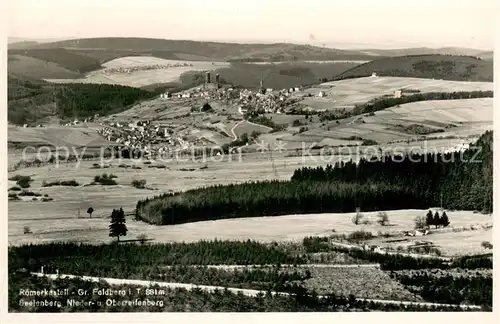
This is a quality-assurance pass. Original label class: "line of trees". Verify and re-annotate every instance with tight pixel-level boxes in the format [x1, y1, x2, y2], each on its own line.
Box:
[326, 245, 492, 271]
[8, 241, 305, 278]
[425, 210, 450, 229]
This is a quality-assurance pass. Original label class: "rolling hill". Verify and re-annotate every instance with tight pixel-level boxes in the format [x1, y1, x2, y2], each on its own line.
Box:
[8, 55, 81, 79]
[360, 47, 491, 58]
[8, 48, 102, 74]
[335, 55, 493, 82]
[28, 37, 381, 62]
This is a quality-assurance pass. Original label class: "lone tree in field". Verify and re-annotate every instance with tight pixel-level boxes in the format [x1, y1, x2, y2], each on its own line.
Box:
[377, 211, 389, 226]
[414, 215, 426, 229]
[440, 212, 450, 227]
[352, 207, 363, 225]
[425, 210, 434, 228]
[433, 211, 440, 229]
[87, 207, 94, 218]
[109, 208, 127, 242]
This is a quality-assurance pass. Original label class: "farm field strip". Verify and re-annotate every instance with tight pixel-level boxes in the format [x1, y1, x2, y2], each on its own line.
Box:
[30, 273, 482, 310]
[9, 189, 492, 251]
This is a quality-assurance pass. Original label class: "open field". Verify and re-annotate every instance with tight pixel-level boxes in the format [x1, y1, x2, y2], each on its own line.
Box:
[8, 157, 492, 251]
[280, 97, 492, 146]
[232, 120, 272, 138]
[44, 56, 230, 88]
[367, 228, 493, 257]
[8, 124, 114, 149]
[298, 76, 493, 111]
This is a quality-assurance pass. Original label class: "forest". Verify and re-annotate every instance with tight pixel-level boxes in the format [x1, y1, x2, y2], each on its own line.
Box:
[136, 131, 492, 225]
[392, 272, 492, 307]
[53, 83, 159, 118]
[334, 55, 493, 82]
[136, 181, 430, 225]
[8, 241, 306, 277]
[292, 130, 493, 213]
[8, 76, 159, 124]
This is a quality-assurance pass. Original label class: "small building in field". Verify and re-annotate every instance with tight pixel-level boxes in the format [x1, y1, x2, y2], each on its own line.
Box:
[393, 90, 402, 98]
[371, 72, 377, 77]
[318, 91, 326, 97]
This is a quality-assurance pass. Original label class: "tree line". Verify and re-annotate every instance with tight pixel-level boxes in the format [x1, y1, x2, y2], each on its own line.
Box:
[8, 241, 305, 278]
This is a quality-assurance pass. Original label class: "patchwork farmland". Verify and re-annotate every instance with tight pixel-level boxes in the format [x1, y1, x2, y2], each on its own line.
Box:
[44, 56, 230, 88]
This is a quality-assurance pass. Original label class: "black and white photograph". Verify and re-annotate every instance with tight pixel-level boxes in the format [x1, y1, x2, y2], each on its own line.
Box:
[2, 0, 497, 319]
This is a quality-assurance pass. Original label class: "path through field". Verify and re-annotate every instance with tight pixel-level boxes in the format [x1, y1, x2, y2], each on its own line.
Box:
[31, 272, 482, 310]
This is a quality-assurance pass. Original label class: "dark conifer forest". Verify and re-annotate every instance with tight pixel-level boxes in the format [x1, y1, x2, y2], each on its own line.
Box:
[136, 131, 492, 225]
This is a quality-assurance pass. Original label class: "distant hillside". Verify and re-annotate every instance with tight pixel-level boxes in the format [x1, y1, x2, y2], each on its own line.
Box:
[336, 55, 493, 82]
[8, 55, 81, 79]
[29, 37, 380, 62]
[8, 48, 102, 74]
[7, 41, 40, 50]
[8, 74, 158, 125]
[361, 47, 490, 58]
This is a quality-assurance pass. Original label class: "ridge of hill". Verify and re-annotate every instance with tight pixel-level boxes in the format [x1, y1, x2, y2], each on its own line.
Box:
[13, 37, 379, 62]
[360, 47, 491, 58]
[335, 55, 493, 82]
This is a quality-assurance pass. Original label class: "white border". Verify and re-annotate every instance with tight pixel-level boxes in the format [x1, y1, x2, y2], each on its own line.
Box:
[1, 0, 499, 323]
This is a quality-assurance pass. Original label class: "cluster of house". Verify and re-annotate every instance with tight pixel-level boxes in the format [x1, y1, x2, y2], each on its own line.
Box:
[159, 85, 241, 101]
[102, 62, 193, 75]
[238, 86, 304, 114]
[157, 82, 304, 115]
[442, 142, 471, 154]
[96, 119, 182, 155]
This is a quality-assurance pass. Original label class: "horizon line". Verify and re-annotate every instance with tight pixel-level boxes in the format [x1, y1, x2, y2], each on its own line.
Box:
[7, 36, 493, 51]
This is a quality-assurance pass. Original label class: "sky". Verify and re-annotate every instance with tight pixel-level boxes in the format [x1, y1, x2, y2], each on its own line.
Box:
[7, 0, 497, 50]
